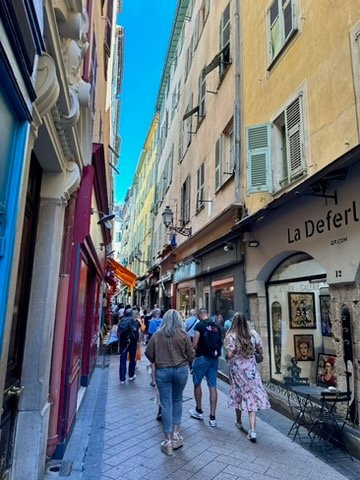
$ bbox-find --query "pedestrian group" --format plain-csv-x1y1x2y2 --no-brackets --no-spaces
110,302,270,456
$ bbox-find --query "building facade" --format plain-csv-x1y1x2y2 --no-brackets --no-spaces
0,1,119,478
236,0,360,423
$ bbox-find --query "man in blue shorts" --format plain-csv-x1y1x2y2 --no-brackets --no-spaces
189,308,222,427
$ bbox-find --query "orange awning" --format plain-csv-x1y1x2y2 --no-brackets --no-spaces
107,258,137,288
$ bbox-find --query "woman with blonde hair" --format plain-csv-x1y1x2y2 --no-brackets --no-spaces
224,312,270,442
145,309,195,456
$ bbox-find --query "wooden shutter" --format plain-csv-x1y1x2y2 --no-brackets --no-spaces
285,96,304,177
215,138,222,191
247,124,272,193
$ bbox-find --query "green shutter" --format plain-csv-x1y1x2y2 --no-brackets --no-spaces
285,96,304,177
247,124,272,193
215,138,222,190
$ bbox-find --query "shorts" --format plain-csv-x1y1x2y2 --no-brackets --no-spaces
192,355,218,388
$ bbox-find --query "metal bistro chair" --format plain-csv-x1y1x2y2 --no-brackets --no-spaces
286,379,321,444
309,390,353,460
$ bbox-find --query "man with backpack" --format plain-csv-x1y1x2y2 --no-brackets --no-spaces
117,307,140,384
189,308,222,427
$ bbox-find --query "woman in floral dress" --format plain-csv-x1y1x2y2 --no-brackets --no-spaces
224,312,270,442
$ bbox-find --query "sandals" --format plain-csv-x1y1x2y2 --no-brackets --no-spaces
160,440,173,456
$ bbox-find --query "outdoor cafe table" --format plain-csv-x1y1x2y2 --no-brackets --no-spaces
287,385,327,443
287,385,352,458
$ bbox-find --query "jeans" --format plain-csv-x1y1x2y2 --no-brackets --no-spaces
119,341,137,382
155,365,189,434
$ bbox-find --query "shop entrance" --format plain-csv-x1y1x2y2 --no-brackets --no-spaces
267,253,336,385
0,156,41,477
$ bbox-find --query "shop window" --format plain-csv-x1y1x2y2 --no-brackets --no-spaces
267,253,335,385
179,287,196,318
211,279,234,326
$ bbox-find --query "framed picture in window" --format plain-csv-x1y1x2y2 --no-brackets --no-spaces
288,292,316,329
316,353,337,386
293,334,315,361
319,295,332,337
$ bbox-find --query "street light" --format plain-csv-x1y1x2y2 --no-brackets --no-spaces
91,209,115,229
161,205,192,237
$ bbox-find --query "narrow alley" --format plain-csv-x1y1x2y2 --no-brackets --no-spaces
45,352,360,480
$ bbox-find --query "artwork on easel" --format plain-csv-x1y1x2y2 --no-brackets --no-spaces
271,301,282,374
319,295,332,337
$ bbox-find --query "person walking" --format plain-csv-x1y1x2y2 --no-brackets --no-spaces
189,307,222,428
145,309,195,456
224,312,270,442
117,307,140,384
184,309,199,343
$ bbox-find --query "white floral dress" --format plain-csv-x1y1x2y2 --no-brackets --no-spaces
224,330,270,412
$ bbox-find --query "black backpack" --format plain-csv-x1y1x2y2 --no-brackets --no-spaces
202,322,222,358
118,317,139,343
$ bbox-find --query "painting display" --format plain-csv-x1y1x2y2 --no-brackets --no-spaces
316,353,337,386
271,301,282,374
319,295,332,337
293,334,315,361
288,292,316,329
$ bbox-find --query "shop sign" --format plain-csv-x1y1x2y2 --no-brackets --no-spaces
287,195,359,245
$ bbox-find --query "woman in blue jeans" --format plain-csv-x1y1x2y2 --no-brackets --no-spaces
145,309,195,456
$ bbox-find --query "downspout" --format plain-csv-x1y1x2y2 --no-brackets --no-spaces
234,0,242,207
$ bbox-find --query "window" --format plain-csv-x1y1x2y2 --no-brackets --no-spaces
268,0,298,63
215,119,235,191
247,94,305,194
198,71,206,118
171,81,181,120
219,3,231,77
185,37,193,79
183,94,194,150
181,175,191,225
196,163,205,211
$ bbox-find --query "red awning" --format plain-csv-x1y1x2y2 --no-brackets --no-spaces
107,258,137,288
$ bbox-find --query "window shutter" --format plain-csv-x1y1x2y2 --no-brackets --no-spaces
185,176,191,223
247,124,272,193
283,0,297,41
215,138,222,190
285,96,304,177
199,71,206,117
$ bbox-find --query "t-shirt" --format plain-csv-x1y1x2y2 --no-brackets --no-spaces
194,320,222,358
148,318,162,334
185,315,199,338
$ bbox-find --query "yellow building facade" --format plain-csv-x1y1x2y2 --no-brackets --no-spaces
239,0,360,426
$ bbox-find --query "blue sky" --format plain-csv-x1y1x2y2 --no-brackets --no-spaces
115,0,178,203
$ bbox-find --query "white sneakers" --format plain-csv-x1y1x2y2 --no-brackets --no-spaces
129,375,136,381
189,409,204,420
208,418,217,428
247,430,257,442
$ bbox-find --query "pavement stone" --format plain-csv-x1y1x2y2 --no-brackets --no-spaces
44,351,360,479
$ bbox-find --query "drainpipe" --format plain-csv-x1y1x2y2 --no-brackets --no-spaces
234,0,242,207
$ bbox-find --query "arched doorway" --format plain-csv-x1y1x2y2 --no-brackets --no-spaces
266,253,336,385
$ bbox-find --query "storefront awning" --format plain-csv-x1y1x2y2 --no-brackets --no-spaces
107,258,137,288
